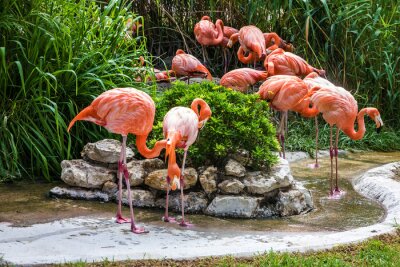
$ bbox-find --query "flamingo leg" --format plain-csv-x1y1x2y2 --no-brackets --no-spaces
162,176,176,223
315,116,319,167
279,111,287,159
223,48,228,74
116,135,130,224
329,126,334,197
121,136,148,234
179,149,192,227
334,128,343,196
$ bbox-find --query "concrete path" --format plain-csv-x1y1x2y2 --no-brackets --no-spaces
1,161,399,265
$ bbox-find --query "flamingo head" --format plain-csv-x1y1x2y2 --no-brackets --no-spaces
201,15,211,21
167,164,181,191
191,98,212,129
176,49,185,55
366,108,383,133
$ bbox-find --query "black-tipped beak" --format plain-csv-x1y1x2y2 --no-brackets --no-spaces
376,127,382,134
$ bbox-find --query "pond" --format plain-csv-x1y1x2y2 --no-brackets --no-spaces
1,151,399,234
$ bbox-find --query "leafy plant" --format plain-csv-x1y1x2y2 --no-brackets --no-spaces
146,81,279,170
0,0,153,182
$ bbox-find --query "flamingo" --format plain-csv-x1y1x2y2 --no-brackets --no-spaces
264,32,294,54
296,72,336,168
162,98,212,226
194,16,224,65
135,56,175,83
125,18,142,40
310,85,383,197
227,25,266,67
264,48,325,77
220,68,268,93
257,75,311,158
235,32,294,65
67,88,167,234
171,49,212,83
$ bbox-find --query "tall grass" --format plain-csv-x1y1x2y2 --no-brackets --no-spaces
132,0,400,127
0,0,152,181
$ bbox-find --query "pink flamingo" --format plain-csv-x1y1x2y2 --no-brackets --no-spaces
68,88,167,234
310,85,383,197
220,68,268,93
194,16,224,64
162,98,212,226
171,49,212,82
264,48,325,77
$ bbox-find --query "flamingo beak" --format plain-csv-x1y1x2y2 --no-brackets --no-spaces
170,175,180,191
375,115,383,133
227,39,233,48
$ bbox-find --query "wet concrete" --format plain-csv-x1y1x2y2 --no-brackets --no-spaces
0,151,400,265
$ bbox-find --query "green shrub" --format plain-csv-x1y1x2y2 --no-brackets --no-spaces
146,81,279,170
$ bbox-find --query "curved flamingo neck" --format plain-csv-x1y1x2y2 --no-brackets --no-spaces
191,99,211,124
136,135,167,158
341,108,368,141
212,19,224,45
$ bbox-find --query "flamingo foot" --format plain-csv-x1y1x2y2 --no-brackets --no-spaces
162,216,176,223
307,163,320,169
328,188,346,199
131,225,149,234
115,214,131,224
179,220,193,227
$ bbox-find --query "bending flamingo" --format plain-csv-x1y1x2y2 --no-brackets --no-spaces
227,25,266,67
220,68,268,93
264,32,294,53
264,48,325,77
68,88,167,234
297,72,336,168
310,85,383,197
257,75,311,158
171,49,212,82
194,16,224,65
219,25,239,73
162,98,212,226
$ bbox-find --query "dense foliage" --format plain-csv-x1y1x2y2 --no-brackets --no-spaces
0,0,151,181
146,82,279,170
132,0,400,127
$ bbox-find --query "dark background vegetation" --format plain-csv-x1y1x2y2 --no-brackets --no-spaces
0,0,399,182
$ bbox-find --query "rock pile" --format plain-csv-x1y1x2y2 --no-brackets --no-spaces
50,139,313,218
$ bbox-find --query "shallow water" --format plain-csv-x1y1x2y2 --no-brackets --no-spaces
0,151,399,233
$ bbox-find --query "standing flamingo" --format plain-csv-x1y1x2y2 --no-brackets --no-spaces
257,75,311,158
227,25,266,67
220,68,268,93
264,48,325,77
162,98,212,226
68,88,167,234
295,72,336,168
310,86,383,197
194,16,224,65
219,25,239,73
171,49,212,83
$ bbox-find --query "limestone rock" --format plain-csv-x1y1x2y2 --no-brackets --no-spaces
231,149,252,166
117,189,156,208
61,160,115,189
205,195,262,218
199,166,218,194
244,158,293,195
276,188,313,216
102,181,118,195
225,159,246,177
218,179,245,194
126,160,146,186
145,168,198,190
156,192,208,213
141,158,165,170
81,139,134,164
49,186,110,202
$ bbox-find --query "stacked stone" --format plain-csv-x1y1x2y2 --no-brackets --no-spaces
50,139,313,218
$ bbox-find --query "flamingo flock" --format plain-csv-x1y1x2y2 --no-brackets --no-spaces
68,15,383,234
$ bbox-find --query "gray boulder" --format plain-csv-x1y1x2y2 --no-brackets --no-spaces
199,166,218,195
205,195,262,218
225,159,246,177
116,189,156,208
156,191,208,213
218,179,245,194
49,186,110,202
81,139,134,164
61,159,115,189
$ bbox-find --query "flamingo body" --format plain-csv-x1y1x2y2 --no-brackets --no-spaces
264,48,325,77
220,68,268,92
194,16,224,46
172,49,212,80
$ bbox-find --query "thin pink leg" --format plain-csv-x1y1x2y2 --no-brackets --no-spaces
116,135,130,224
329,126,334,197
179,149,192,227
280,111,287,159
122,136,148,234
334,128,345,197
308,116,320,169
223,48,228,74
162,176,176,223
